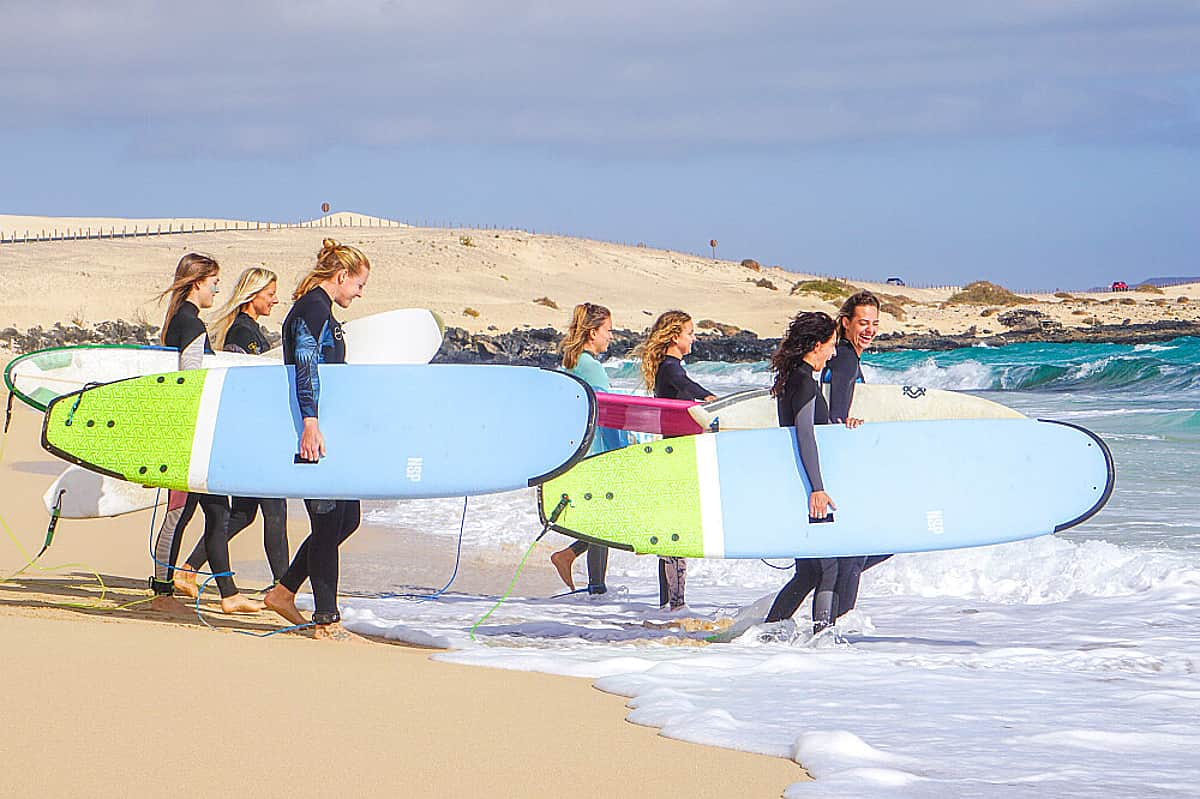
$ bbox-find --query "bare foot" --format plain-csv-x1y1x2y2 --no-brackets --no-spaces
550,549,577,590
149,594,192,615
312,622,366,642
263,584,306,626
220,593,264,614
173,571,199,599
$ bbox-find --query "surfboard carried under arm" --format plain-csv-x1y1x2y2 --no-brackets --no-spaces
43,364,595,500
538,419,1113,558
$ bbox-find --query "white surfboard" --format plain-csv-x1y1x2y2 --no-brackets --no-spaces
44,464,164,519
689,384,1024,430
5,308,445,413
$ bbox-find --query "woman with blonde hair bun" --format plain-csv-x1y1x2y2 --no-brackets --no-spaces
633,310,715,611
175,266,291,598
549,302,625,594
264,239,371,640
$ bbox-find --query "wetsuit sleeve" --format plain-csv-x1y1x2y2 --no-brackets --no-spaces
792,397,824,493
659,358,712,401
289,315,324,419
175,318,210,371
825,347,858,423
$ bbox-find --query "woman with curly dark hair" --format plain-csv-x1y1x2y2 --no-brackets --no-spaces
763,311,862,633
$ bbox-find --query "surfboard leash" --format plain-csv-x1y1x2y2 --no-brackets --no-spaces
379,496,469,602
468,494,570,641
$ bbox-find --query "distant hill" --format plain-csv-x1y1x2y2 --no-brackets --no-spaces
1085,276,1200,292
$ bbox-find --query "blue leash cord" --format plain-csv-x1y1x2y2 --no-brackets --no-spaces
378,496,469,602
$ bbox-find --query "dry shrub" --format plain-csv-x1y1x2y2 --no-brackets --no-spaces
791,278,856,300
980,307,997,317
1178,296,1189,303
1134,283,1164,294
880,301,906,321
947,281,1031,306
740,259,761,271
749,277,777,290
697,319,741,336
1071,309,1089,315
1119,297,1136,305
534,296,559,309
1054,292,1074,300
463,307,480,318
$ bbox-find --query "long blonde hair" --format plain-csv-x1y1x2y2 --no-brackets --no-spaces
293,238,370,300
633,310,691,391
158,253,219,344
209,267,278,350
560,302,611,370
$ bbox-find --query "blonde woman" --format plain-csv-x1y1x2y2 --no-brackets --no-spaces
263,239,370,640
150,254,261,614
177,268,289,594
635,310,715,611
549,302,625,594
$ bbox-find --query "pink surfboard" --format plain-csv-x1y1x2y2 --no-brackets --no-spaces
594,391,706,437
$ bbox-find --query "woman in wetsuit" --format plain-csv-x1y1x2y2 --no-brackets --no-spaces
176,268,289,594
149,253,262,614
263,239,370,640
763,311,861,633
635,310,716,610
549,303,627,595
822,291,884,620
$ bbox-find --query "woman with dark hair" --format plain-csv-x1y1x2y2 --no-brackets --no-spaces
763,311,861,633
820,290,883,619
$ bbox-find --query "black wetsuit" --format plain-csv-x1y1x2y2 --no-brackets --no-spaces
183,311,289,583
764,368,840,629
150,302,240,598
278,287,360,625
653,355,712,608
824,340,891,618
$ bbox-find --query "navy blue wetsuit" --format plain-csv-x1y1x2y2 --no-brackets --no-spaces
823,340,891,617
653,355,712,608
278,287,360,625
183,311,289,583
150,302,240,598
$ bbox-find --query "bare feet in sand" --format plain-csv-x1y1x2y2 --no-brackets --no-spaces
263,584,306,626
550,548,577,590
220,593,264,614
313,622,366,642
173,571,199,599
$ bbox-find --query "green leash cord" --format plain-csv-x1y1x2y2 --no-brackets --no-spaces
469,494,570,641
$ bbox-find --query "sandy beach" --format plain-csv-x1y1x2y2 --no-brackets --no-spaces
0,393,805,796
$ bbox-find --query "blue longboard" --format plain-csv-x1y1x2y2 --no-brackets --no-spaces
540,419,1114,557
43,364,595,500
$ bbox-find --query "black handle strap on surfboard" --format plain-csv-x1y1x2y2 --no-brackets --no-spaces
3,391,12,434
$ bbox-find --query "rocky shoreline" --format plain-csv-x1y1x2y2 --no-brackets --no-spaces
4,318,1199,366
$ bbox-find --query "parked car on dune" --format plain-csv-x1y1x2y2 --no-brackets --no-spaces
886,276,905,286
1111,281,1128,292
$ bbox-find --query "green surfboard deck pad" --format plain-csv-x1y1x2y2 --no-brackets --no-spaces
43,372,206,491
543,436,705,557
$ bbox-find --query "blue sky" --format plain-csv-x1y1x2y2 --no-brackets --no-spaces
2,1,1198,289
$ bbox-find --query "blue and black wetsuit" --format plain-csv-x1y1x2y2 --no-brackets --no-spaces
653,355,713,609
764,368,843,630
149,301,241,598
183,311,289,583
277,287,359,625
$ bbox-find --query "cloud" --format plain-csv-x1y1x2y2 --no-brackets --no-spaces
3,0,1198,156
